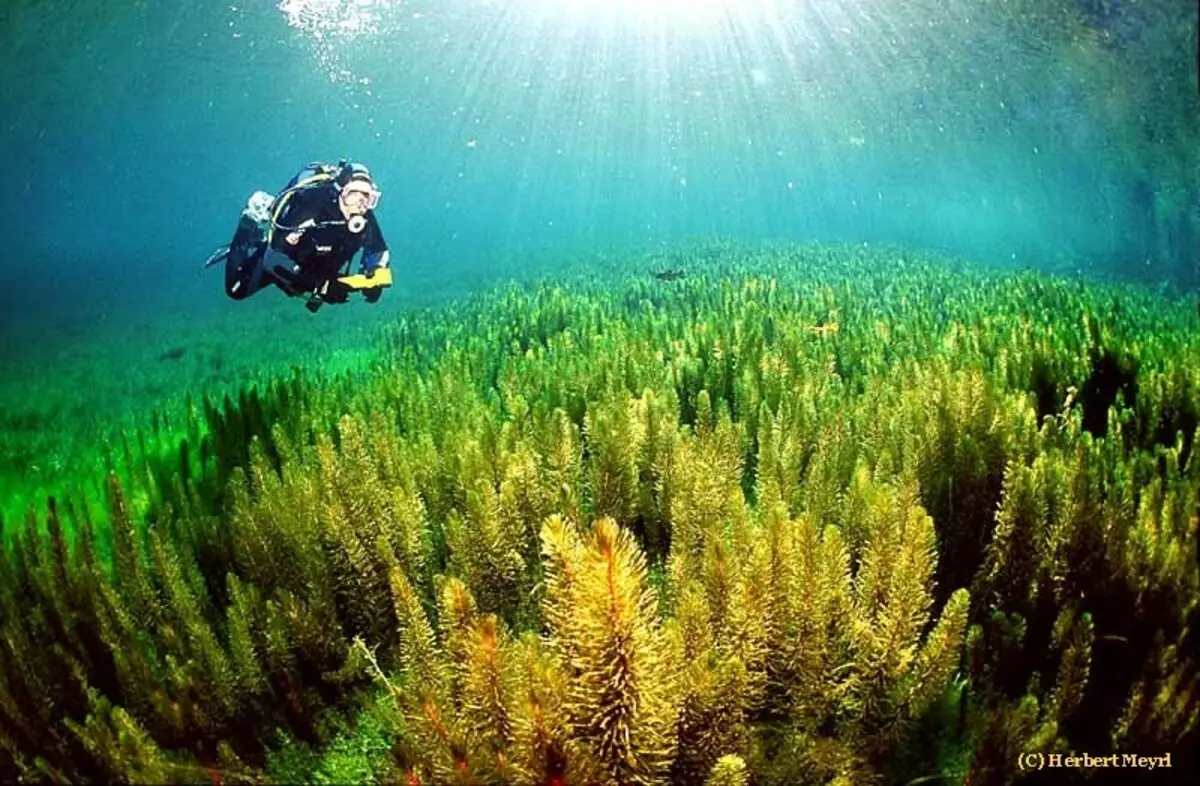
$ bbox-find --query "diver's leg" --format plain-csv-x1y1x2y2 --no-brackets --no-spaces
223,216,270,299
259,247,307,296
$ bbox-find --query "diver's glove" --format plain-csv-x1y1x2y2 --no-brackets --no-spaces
361,249,390,278
285,218,317,246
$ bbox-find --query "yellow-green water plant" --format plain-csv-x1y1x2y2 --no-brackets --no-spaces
1,241,1197,783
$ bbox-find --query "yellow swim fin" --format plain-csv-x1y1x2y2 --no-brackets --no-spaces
336,267,393,291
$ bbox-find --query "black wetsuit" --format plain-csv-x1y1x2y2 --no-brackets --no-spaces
224,180,389,304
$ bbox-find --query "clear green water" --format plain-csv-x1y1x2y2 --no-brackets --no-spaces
0,3,1197,782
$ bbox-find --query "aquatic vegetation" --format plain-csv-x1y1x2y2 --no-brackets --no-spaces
1,241,1197,783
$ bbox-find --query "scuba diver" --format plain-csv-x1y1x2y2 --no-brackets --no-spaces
204,160,392,313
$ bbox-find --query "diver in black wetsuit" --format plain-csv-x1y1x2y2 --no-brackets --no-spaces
206,160,392,312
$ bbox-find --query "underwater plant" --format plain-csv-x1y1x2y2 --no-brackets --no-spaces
1,241,1197,784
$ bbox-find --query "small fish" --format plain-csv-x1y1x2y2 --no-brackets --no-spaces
653,268,686,281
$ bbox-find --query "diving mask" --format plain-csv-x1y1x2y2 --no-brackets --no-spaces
340,181,381,212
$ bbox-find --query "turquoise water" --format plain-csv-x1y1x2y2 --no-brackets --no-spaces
0,0,1194,405
3,1,1194,313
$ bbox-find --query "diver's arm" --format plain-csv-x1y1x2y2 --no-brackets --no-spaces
270,187,326,255
360,212,391,274
284,219,316,247
270,205,313,253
